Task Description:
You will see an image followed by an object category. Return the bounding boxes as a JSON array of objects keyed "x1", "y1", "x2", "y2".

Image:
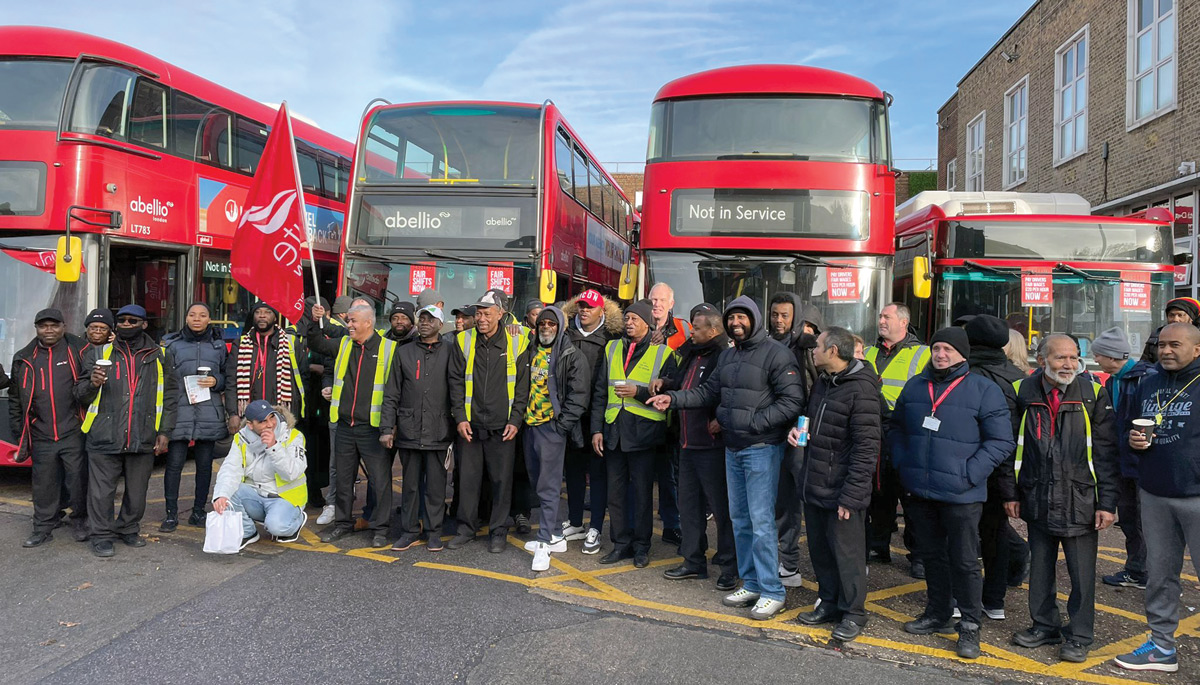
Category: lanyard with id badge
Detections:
[
  {"x1": 1153, "y1": 373, "x2": 1200, "y2": 425},
  {"x1": 923, "y1": 376, "x2": 967, "y2": 431}
]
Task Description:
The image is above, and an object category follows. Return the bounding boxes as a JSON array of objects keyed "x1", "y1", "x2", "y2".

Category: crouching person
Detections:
[{"x1": 212, "y1": 400, "x2": 308, "y2": 548}]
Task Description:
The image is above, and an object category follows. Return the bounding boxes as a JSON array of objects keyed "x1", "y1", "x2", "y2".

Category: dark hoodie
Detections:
[
  {"x1": 667, "y1": 296, "x2": 805, "y2": 450},
  {"x1": 659, "y1": 330, "x2": 730, "y2": 449},
  {"x1": 531, "y1": 306, "x2": 590, "y2": 446},
  {"x1": 1127, "y1": 356, "x2": 1200, "y2": 497}
]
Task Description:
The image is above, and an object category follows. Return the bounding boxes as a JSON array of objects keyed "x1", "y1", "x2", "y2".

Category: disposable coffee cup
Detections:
[
  {"x1": 613, "y1": 380, "x2": 627, "y2": 387},
  {"x1": 95, "y1": 359, "x2": 113, "y2": 370},
  {"x1": 1132, "y1": 418, "x2": 1156, "y2": 443},
  {"x1": 197, "y1": 366, "x2": 211, "y2": 377}
]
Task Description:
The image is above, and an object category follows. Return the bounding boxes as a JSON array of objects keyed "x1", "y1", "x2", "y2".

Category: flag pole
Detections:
[{"x1": 282, "y1": 101, "x2": 324, "y2": 328}]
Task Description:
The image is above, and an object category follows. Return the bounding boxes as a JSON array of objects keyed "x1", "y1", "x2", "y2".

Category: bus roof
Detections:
[
  {"x1": 0, "y1": 25, "x2": 352, "y2": 156},
  {"x1": 895, "y1": 191, "x2": 1173, "y2": 236},
  {"x1": 653, "y1": 64, "x2": 885, "y2": 102}
]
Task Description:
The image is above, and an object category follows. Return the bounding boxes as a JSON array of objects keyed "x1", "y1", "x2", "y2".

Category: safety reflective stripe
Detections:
[
  {"x1": 603, "y1": 340, "x2": 668, "y2": 423},
  {"x1": 81, "y1": 344, "x2": 164, "y2": 434},
  {"x1": 866, "y1": 344, "x2": 930, "y2": 410},
  {"x1": 459, "y1": 329, "x2": 529, "y2": 422},
  {"x1": 1012, "y1": 379, "x2": 1100, "y2": 497},
  {"x1": 286, "y1": 334, "x2": 306, "y2": 418},
  {"x1": 236, "y1": 429, "x2": 307, "y2": 507},
  {"x1": 460, "y1": 329, "x2": 476, "y2": 421},
  {"x1": 329, "y1": 336, "x2": 394, "y2": 427}
]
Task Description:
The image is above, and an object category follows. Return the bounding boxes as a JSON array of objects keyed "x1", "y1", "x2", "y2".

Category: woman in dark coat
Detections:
[{"x1": 160, "y1": 303, "x2": 229, "y2": 530}]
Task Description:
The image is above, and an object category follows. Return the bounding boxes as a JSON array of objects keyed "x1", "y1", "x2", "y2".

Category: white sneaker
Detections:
[
  {"x1": 526, "y1": 535, "x2": 567, "y2": 553},
  {"x1": 723, "y1": 587, "x2": 761, "y2": 607},
  {"x1": 532, "y1": 543, "x2": 551, "y2": 572},
  {"x1": 561, "y1": 522, "x2": 588, "y2": 541},
  {"x1": 952, "y1": 607, "x2": 961, "y2": 618},
  {"x1": 750, "y1": 597, "x2": 785, "y2": 620},
  {"x1": 984, "y1": 608, "x2": 1006, "y2": 620},
  {"x1": 779, "y1": 564, "x2": 803, "y2": 588},
  {"x1": 582, "y1": 528, "x2": 601, "y2": 554},
  {"x1": 316, "y1": 504, "x2": 335, "y2": 525}
]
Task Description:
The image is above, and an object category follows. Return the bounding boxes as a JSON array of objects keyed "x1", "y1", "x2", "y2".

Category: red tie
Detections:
[{"x1": 1048, "y1": 387, "x2": 1061, "y2": 416}]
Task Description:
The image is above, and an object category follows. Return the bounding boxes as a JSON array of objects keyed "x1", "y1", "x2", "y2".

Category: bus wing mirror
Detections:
[
  {"x1": 912, "y1": 256, "x2": 932, "y2": 299},
  {"x1": 1175, "y1": 251, "x2": 1194, "y2": 266},
  {"x1": 539, "y1": 269, "x2": 558, "y2": 305},
  {"x1": 618, "y1": 263, "x2": 638, "y2": 301},
  {"x1": 223, "y1": 278, "x2": 240, "y2": 305},
  {"x1": 55, "y1": 236, "x2": 83, "y2": 283}
]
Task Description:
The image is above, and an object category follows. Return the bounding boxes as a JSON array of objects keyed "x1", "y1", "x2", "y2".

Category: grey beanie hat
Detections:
[{"x1": 1092, "y1": 327, "x2": 1131, "y2": 359}]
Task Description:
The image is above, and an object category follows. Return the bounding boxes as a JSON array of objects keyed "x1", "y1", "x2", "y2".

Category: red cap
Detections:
[{"x1": 578, "y1": 289, "x2": 603, "y2": 308}]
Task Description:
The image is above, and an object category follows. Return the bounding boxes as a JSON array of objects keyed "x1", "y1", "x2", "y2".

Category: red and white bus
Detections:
[
  {"x1": 639, "y1": 64, "x2": 895, "y2": 335},
  {"x1": 893, "y1": 191, "x2": 1179, "y2": 361},
  {"x1": 0, "y1": 26, "x2": 355, "y2": 464},
  {"x1": 341, "y1": 101, "x2": 638, "y2": 315}
]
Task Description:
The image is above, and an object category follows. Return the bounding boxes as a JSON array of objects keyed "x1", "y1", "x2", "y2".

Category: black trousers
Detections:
[
  {"x1": 88, "y1": 451, "x2": 154, "y2": 540},
  {"x1": 1116, "y1": 476, "x2": 1147, "y2": 578},
  {"x1": 399, "y1": 449, "x2": 447, "y2": 536},
  {"x1": 456, "y1": 426, "x2": 516, "y2": 537},
  {"x1": 655, "y1": 445, "x2": 679, "y2": 529},
  {"x1": 775, "y1": 445, "x2": 804, "y2": 571},
  {"x1": 564, "y1": 443, "x2": 607, "y2": 532},
  {"x1": 1028, "y1": 525, "x2": 1099, "y2": 645},
  {"x1": 906, "y1": 498, "x2": 984, "y2": 627},
  {"x1": 867, "y1": 457, "x2": 915, "y2": 555},
  {"x1": 31, "y1": 434, "x2": 86, "y2": 533},
  {"x1": 678, "y1": 447, "x2": 736, "y2": 575},
  {"x1": 805, "y1": 503, "x2": 869, "y2": 625},
  {"x1": 607, "y1": 447, "x2": 656, "y2": 554},
  {"x1": 333, "y1": 422, "x2": 392, "y2": 533},
  {"x1": 163, "y1": 439, "x2": 216, "y2": 517},
  {"x1": 980, "y1": 498, "x2": 1015, "y2": 611}
]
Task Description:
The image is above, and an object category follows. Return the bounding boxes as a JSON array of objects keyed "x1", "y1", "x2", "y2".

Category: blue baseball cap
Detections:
[
  {"x1": 116, "y1": 304, "x2": 148, "y2": 320},
  {"x1": 244, "y1": 400, "x2": 274, "y2": 422}
]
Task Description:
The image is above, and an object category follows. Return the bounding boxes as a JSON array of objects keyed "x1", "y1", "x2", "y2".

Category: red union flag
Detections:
[{"x1": 231, "y1": 102, "x2": 306, "y2": 322}]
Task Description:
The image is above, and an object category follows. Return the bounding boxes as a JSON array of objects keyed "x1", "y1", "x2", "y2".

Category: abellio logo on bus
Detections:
[
  {"x1": 385, "y1": 209, "x2": 452, "y2": 230},
  {"x1": 129, "y1": 195, "x2": 174, "y2": 224}
]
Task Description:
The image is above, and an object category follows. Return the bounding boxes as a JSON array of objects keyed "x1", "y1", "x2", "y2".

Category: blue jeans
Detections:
[
  {"x1": 726, "y1": 443, "x2": 785, "y2": 601},
  {"x1": 229, "y1": 483, "x2": 305, "y2": 538}
]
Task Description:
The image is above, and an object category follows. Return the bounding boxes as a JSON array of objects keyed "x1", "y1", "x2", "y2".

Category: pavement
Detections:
[{"x1": 1, "y1": 456, "x2": 1197, "y2": 684}]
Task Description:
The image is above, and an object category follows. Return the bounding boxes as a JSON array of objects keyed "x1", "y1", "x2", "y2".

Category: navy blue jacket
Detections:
[
  {"x1": 1104, "y1": 358, "x2": 1153, "y2": 479},
  {"x1": 162, "y1": 327, "x2": 229, "y2": 442},
  {"x1": 887, "y1": 362, "x2": 1015, "y2": 504},
  {"x1": 1127, "y1": 358, "x2": 1200, "y2": 498}
]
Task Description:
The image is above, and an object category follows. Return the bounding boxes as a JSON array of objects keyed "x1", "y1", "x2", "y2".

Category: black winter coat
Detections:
[
  {"x1": 668, "y1": 296, "x2": 804, "y2": 450},
  {"x1": 1013, "y1": 371, "x2": 1120, "y2": 536},
  {"x1": 801, "y1": 360, "x2": 880, "y2": 510},
  {"x1": 9, "y1": 335, "x2": 86, "y2": 445},
  {"x1": 967, "y1": 346, "x2": 1026, "y2": 502},
  {"x1": 75, "y1": 333, "x2": 179, "y2": 454},
  {"x1": 529, "y1": 306, "x2": 591, "y2": 447},
  {"x1": 658, "y1": 333, "x2": 729, "y2": 449},
  {"x1": 380, "y1": 336, "x2": 454, "y2": 450},
  {"x1": 162, "y1": 327, "x2": 229, "y2": 442}
]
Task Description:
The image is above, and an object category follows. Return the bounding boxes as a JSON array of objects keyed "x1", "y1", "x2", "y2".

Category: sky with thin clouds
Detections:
[{"x1": 8, "y1": 0, "x2": 1033, "y2": 171}]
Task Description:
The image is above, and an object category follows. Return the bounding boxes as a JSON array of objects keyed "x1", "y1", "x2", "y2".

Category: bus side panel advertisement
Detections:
[
  {"x1": 409, "y1": 262, "x2": 437, "y2": 295},
  {"x1": 487, "y1": 262, "x2": 514, "y2": 294},
  {"x1": 1120, "y1": 271, "x2": 1151, "y2": 312},
  {"x1": 199, "y1": 177, "x2": 344, "y2": 253},
  {"x1": 1021, "y1": 268, "x2": 1053, "y2": 307}
]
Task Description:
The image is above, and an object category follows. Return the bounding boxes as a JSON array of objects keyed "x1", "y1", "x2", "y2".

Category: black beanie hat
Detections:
[
  {"x1": 625, "y1": 301, "x2": 653, "y2": 327},
  {"x1": 389, "y1": 301, "x2": 415, "y2": 323},
  {"x1": 930, "y1": 326, "x2": 971, "y2": 360},
  {"x1": 85, "y1": 308, "x2": 114, "y2": 330},
  {"x1": 964, "y1": 314, "x2": 1009, "y2": 349}
]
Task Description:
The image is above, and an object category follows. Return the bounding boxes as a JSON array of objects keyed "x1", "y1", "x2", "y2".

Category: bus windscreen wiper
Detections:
[
  {"x1": 790, "y1": 253, "x2": 849, "y2": 269},
  {"x1": 1055, "y1": 262, "x2": 1119, "y2": 283},
  {"x1": 963, "y1": 260, "x2": 1019, "y2": 276},
  {"x1": 716, "y1": 153, "x2": 809, "y2": 160}
]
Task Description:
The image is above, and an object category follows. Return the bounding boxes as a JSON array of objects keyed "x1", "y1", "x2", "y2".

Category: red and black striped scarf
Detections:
[{"x1": 235, "y1": 329, "x2": 293, "y2": 408}]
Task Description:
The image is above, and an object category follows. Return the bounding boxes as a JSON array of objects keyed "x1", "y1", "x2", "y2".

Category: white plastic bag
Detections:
[{"x1": 203, "y1": 509, "x2": 244, "y2": 554}]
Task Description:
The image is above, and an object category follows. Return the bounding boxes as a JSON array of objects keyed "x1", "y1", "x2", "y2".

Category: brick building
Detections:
[{"x1": 937, "y1": 0, "x2": 1198, "y2": 298}]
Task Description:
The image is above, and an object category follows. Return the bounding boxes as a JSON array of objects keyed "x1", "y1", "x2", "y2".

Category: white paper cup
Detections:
[{"x1": 197, "y1": 366, "x2": 211, "y2": 376}]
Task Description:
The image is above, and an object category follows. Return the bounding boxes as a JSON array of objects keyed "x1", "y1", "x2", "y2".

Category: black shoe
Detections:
[
  {"x1": 797, "y1": 604, "x2": 840, "y2": 626},
  {"x1": 514, "y1": 513, "x2": 531, "y2": 535},
  {"x1": 957, "y1": 623, "x2": 981, "y2": 659},
  {"x1": 187, "y1": 510, "x2": 205, "y2": 527},
  {"x1": 909, "y1": 559, "x2": 926, "y2": 580},
  {"x1": 120, "y1": 533, "x2": 146, "y2": 547},
  {"x1": 903, "y1": 614, "x2": 956, "y2": 635},
  {"x1": 319, "y1": 525, "x2": 354, "y2": 543},
  {"x1": 1059, "y1": 640, "x2": 1088, "y2": 663},
  {"x1": 239, "y1": 532, "x2": 260, "y2": 550},
  {"x1": 488, "y1": 536, "x2": 506, "y2": 554},
  {"x1": 661, "y1": 527, "x2": 683, "y2": 545},
  {"x1": 426, "y1": 533, "x2": 445, "y2": 552},
  {"x1": 158, "y1": 517, "x2": 178, "y2": 533},
  {"x1": 22, "y1": 531, "x2": 52, "y2": 548},
  {"x1": 832, "y1": 618, "x2": 865, "y2": 642},
  {"x1": 391, "y1": 532, "x2": 422, "y2": 551},
  {"x1": 663, "y1": 565, "x2": 705, "y2": 580},
  {"x1": 716, "y1": 572, "x2": 738, "y2": 592},
  {"x1": 446, "y1": 533, "x2": 476, "y2": 550},
  {"x1": 1008, "y1": 556, "x2": 1030, "y2": 587},
  {"x1": 1011, "y1": 626, "x2": 1063, "y2": 648},
  {"x1": 633, "y1": 551, "x2": 649, "y2": 568},
  {"x1": 72, "y1": 520, "x2": 89, "y2": 542},
  {"x1": 91, "y1": 539, "x2": 115, "y2": 558},
  {"x1": 371, "y1": 533, "x2": 390, "y2": 548},
  {"x1": 867, "y1": 548, "x2": 892, "y2": 563},
  {"x1": 599, "y1": 547, "x2": 633, "y2": 565}
]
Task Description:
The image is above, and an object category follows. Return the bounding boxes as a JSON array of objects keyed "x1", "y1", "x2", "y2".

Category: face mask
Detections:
[{"x1": 117, "y1": 326, "x2": 142, "y2": 341}]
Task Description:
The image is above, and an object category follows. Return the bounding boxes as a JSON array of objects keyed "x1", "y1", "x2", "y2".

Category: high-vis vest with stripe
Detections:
[
  {"x1": 235, "y1": 428, "x2": 307, "y2": 507},
  {"x1": 457, "y1": 329, "x2": 530, "y2": 422},
  {"x1": 865, "y1": 344, "x2": 931, "y2": 410},
  {"x1": 329, "y1": 335, "x2": 396, "y2": 427},
  {"x1": 1012, "y1": 378, "x2": 1102, "y2": 495},
  {"x1": 604, "y1": 339, "x2": 669, "y2": 423},
  {"x1": 81, "y1": 344, "x2": 165, "y2": 434},
  {"x1": 285, "y1": 333, "x2": 307, "y2": 419}
]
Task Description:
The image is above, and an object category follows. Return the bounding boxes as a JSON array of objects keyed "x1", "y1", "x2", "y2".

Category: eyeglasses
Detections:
[
  {"x1": 537, "y1": 320, "x2": 558, "y2": 328},
  {"x1": 116, "y1": 316, "x2": 144, "y2": 324}
]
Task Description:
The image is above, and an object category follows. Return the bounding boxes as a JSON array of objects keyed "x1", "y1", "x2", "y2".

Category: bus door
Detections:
[{"x1": 107, "y1": 241, "x2": 189, "y2": 341}]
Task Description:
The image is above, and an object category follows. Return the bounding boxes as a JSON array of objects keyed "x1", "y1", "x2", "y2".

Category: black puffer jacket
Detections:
[
  {"x1": 75, "y1": 333, "x2": 179, "y2": 454},
  {"x1": 801, "y1": 359, "x2": 881, "y2": 510},
  {"x1": 380, "y1": 335, "x2": 454, "y2": 450},
  {"x1": 968, "y1": 346, "x2": 1025, "y2": 502},
  {"x1": 668, "y1": 296, "x2": 804, "y2": 450},
  {"x1": 162, "y1": 327, "x2": 229, "y2": 442}
]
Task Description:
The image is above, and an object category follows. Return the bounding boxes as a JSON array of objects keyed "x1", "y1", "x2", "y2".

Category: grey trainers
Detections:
[{"x1": 750, "y1": 597, "x2": 785, "y2": 620}]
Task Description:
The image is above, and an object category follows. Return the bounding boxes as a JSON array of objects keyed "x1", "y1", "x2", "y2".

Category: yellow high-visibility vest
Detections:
[
  {"x1": 235, "y1": 428, "x2": 307, "y2": 507},
  {"x1": 865, "y1": 344, "x2": 931, "y2": 410},
  {"x1": 81, "y1": 344, "x2": 165, "y2": 434},
  {"x1": 603, "y1": 339, "x2": 668, "y2": 423},
  {"x1": 329, "y1": 335, "x2": 396, "y2": 427},
  {"x1": 457, "y1": 329, "x2": 530, "y2": 422}
]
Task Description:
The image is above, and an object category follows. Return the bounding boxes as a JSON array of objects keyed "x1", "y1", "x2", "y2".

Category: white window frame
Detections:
[
  {"x1": 1003, "y1": 76, "x2": 1029, "y2": 189},
  {"x1": 1126, "y1": 0, "x2": 1177, "y2": 129},
  {"x1": 945, "y1": 158, "x2": 957, "y2": 191},
  {"x1": 1054, "y1": 26, "x2": 1089, "y2": 165},
  {"x1": 966, "y1": 111, "x2": 986, "y2": 192}
]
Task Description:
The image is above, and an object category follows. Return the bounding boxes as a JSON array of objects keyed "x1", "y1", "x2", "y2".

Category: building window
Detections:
[
  {"x1": 1128, "y1": 0, "x2": 1176, "y2": 127},
  {"x1": 1003, "y1": 77, "x2": 1028, "y2": 187},
  {"x1": 966, "y1": 112, "x2": 985, "y2": 191},
  {"x1": 1055, "y1": 26, "x2": 1088, "y2": 163},
  {"x1": 946, "y1": 158, "x2": 957, "y2": 191}
]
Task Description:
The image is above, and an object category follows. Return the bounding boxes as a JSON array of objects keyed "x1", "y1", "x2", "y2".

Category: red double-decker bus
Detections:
[
  {"x1": 0, "y1": 26, "x2": 354, "y2": 464},
  {"x1": 893, "y1": 191, "x2": 1179, "y2": 363},
  {"x1": 341, "y1": 101, "x2": 637, "y2": 316},
  {"x1": 640, "y1": 64, "x2": 895, "y2": 335}
]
